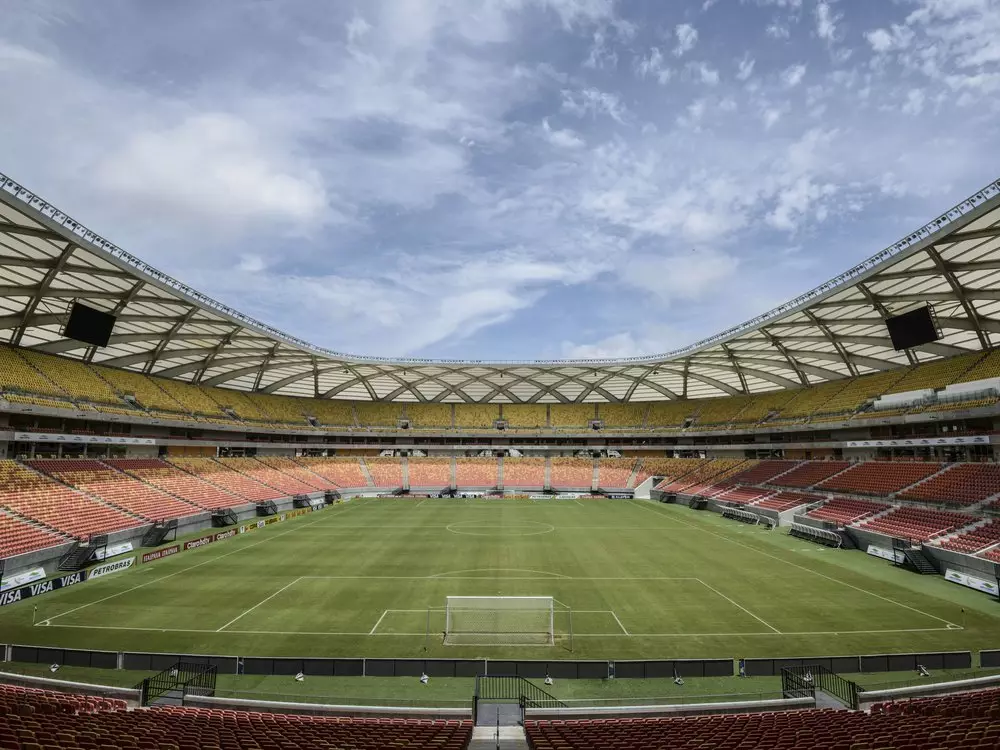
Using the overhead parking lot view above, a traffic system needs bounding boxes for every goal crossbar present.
[444,596,555,646]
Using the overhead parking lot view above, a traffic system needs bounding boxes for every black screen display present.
[63,302,116,347]
[885,305,938,351]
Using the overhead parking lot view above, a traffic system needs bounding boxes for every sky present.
[1,0,999,362]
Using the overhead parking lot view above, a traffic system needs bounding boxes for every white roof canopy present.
[1,172,999,404]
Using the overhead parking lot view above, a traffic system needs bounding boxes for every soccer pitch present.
[2,497,997,661]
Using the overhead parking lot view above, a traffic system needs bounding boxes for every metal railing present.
[136,662,217,706]
[781,665,861,710]
[473,674,566,717]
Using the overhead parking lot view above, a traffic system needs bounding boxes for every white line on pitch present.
[696,579,781,634]
[33,623,961,637]
[610,610,630,636]
[368,610,389,635]
[626,499,960,628]
[216,577,303,632]
[415,498,429,508]
[42,500,369,624]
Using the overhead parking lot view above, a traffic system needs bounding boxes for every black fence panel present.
[981,650,1000,668]
[363,659,395,677]
[9,645,117,669]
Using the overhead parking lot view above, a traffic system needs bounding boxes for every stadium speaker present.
[62,301,116,347]
[884,304,939,351]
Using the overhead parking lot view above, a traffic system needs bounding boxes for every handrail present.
[474,674,565,709]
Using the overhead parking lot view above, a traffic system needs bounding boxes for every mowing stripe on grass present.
[626,499,960,628]
[696,579,781,634]
[216,577,304,632]
[42,498,372,624]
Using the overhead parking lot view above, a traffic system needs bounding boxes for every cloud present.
[93,113,329,227]
[542,118,586,148]
[635,47,673,84]
[815,1,838,41]
[674,23,699,56]
[781,63,807,87]
[736,55,756,81]
[688,61,720,85]
[561,87,630,122]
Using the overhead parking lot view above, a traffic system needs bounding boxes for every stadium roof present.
[1,172,1000,404]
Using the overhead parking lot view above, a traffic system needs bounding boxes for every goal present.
[444,596,555,646]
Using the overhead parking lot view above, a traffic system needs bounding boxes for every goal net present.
[444,596,555,646]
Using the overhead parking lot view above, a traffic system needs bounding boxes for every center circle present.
[446,520,555,537]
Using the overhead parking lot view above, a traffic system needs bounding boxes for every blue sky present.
[1,0,999,360]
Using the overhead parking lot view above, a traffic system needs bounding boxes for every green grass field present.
[2,497,998,662]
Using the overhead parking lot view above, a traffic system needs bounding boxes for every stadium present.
[2,166,1000,746]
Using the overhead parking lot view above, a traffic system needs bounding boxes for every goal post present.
[444,596,556,646]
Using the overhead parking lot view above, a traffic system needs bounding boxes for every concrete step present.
[469,725,529,750]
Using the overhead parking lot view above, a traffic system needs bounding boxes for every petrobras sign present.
[945,568,999,596]
[866,544,905,563]
[91,541,134,561]
[0,566,46,592]
[11,431,156,445]
[0,571,87,607]
[847,435,989,448]
[88,557,135,579]
[141,545,180,563]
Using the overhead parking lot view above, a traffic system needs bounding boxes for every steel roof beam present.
[193,328,244,384]
[11,242,75,346]
[0,224,65,241]
[782,348,898,371]
[802,310,858,376]
[83,280,145,364]
[925,244,991,349]
[760,333,810,387]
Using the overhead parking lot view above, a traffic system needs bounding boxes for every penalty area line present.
[216,577,304,632]
[369,610,389,635]
[610,610,630,636]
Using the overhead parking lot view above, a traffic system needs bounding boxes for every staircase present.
[469,725,529,749]
[358,458,376,487]
[58,544,93,571]
[626,459,643,489]
[902,548,938,575]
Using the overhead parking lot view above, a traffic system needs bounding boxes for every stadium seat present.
[0,511,70,558]
[502,458,546,487]
[550,458,593,489]
[294,457,371,487]
[772,461,851,488]
[752,491,823,512]
[454,458,498,487]
[855,506,976,542]
[526,688,1000,749]
[0,682,472,750]
[549,405,593,429]
[936,519,1000,554]
[29,459,202,522]
[107,458,248,510]
[406,403,453,429]
[817,462,942,496]
[597,403,648,429]
[897,463,1000,507]
[0,460,143,539]
[505,404,549,429]
[407,457,451,487]
[167,458,284,501]
[254,457,337,491]
[596,458,640,488]
[364,457,404,488]
[806,497,889,526]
